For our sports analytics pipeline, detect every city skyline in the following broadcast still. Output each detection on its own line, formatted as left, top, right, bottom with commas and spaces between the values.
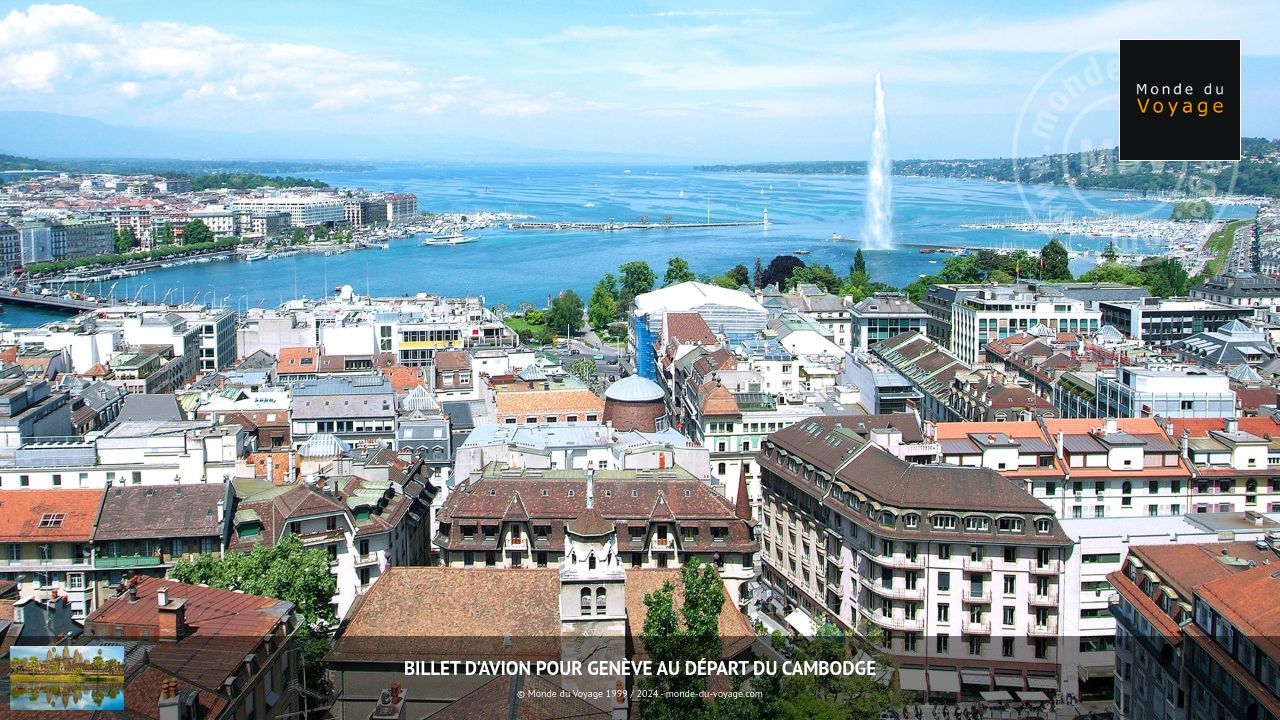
1, 1, 1279, 162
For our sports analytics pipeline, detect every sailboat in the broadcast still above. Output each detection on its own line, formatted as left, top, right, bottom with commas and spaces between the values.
679, 189, 685, 198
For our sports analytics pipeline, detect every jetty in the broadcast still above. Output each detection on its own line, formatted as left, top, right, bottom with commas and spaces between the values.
508, 211, 770, 233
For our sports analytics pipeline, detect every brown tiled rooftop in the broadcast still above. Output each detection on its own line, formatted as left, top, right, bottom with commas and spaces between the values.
0, 488, 102, 542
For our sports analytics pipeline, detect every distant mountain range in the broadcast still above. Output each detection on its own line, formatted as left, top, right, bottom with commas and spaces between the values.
0, 111, 676, 166
696, 138, 1280, 197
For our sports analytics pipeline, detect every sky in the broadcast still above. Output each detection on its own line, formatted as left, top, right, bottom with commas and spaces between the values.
0, 1, 1278, 162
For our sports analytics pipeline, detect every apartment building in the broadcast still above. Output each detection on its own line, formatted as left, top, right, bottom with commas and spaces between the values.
773, 283, 855, 351
850, 293, 929, 352
289, 376, 397, 446
1109, 541, 1280, 720
0, 489, 100, 617
1169, 416, 1280, 514
950, 285, 1101, 364
759, 416, 1073, 698
1191, 270, 1280, 317
433, 464, 759, 605
872, 331, 970, 422
230, 195, 344, 227
0, 222, 21, 272
384, 193, 419, 223
0, 365, 74, 462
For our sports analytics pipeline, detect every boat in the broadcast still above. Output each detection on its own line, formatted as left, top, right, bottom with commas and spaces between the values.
831, 232, 846, 241
920, 248, 937, 254
424, 229, 479, 246
583, 202, 595, 208
243, 251, 268, 262
794, 249, 811, 255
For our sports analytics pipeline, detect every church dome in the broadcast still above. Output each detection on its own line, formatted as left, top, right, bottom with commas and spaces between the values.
604, 375, 664, 403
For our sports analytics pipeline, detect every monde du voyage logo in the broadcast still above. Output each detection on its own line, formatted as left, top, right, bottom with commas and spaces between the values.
1120, 40, 1240, 162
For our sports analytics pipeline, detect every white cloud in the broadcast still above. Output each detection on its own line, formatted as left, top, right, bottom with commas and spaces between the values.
115, 81, 140, 98
0, 50, 60, 91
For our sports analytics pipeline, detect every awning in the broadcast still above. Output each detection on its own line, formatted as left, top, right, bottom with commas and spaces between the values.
980, 690, 1013, 702
897, 666, 927, 692
961, 669, 991, 686
1017, 690, 1050, 702
784, 609, 816, 638
994, 674, 1023, 688
1026, 677, 1058, 690
1078, 664, 1115, 681
928, 668, 961, 694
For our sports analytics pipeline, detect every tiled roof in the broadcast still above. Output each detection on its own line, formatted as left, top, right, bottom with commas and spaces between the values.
665, 312, 718, 346
94, 484, 226, 541
381, 364, 425, 393
433, 349, 472, 371
0, 489, 101, 542
1195, 564, 1280, 661
698, 382, 739, 416
495, 390, 604, 417
276, 346, 317, 374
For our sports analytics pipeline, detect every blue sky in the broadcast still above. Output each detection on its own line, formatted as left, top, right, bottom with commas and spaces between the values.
0, 1, 1277, 161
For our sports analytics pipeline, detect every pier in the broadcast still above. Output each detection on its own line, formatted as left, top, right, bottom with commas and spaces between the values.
508, 212, 769, 233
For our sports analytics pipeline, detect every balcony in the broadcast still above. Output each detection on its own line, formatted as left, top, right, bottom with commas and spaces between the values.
963, 557, 993, 571
6, 558, 93, 569
861, 548, 924, 569
95, 555, 164, 569
868, 613, 924, 631
1028, 618, 1059, 636
962, 588, 992, 603
865, 580, 925, 601
1030, 560, 1062, 575
1029, 593, 1059, 607
651, 537, 675, 552
299, 529, 345, 547
353, 552, 381, 568
962, 619, 992, 634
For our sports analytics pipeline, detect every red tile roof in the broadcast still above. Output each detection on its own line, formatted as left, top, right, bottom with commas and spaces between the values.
433, 349, 472, 371
1169, 416, 1280, 438
0, 489, 102, 542
380, 365, 425, 394
665, 312, 718, 346
276, 347, 317, 374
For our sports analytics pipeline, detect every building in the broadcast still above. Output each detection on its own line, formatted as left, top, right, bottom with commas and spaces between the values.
94, 206, 154, 245
871, 331, 970, 422
1093, 365, 1238, 419
950, 285, 1101, 364
850, 293, 929, 352
1108, 541, 1280, 720
630, 282, 768, 381
384, 193, 419, 223
1098, 297, 1252, 346
228, 444, 436, 618
1174, 319, 1279, 371
488, 369, 604, 426
326, 564, 755, 720
433, 463, 758, 605
758, 416, 1075, 698
431, 349, 474, 398
774, 284, 855, 351
0, 488, 100, 617
839, 351, 924, 415
0, 365, 74, 463
91, 483, 230, 606
1191, 270, 1280, 317
15, 216, 113, 264
602, 375, 667, 432
290, 376, 397, 446
242, 210, 291, 239
0, 222, 21, 272
1169, 416, 1280, 514
81, 576, 301, 720
230, 195, 345, 227
187, 207, 240, 238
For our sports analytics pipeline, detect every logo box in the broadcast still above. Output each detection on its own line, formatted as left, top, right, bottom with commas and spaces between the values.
1119, 39, 1240, 161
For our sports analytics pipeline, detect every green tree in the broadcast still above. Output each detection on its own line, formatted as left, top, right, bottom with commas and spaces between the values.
664, 256, 696, 286
1102, 240, 1119, 262
169, 534, 337, 701
546, 289, 585, 337
313, 225, 330, 241
853, 249, 867, 276
588, 276, 620, 329
113, 228, 137, 254
759, 255, 806, 289
1039, 238, 1072, 280
619, 260, 657, 298
1140, 257, 1191, 297
789, 262, 842, 293
567, 357, 597, 385
758, 623, 907, 719
725, 264, 750, 288
290, 227, 306, 245
637, 558, 725, 720
182, 219, 214, 246
752, 258, 764, 288
158, 222, 176, 246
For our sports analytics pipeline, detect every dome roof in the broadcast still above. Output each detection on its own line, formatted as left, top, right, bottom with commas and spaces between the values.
604, 375, 665, 402
298, 433, 351, 459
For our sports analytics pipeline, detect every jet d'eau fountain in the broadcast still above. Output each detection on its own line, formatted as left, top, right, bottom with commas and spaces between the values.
863, 73, 893, 250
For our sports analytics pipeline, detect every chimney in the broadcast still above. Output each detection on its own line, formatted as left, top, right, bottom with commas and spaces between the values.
158, 595, 187, 642
1225, 417, 1239, 434
158, 679, 182, 720
1055, 431, 1064, 460
370, 683, 408, 720
128, 585, 138, 603
1180, 429, 1190, 459
1103, 418, 1118, 435
216, 498, 225, 524
157, 586, 168, 607
585, 463, 595, 509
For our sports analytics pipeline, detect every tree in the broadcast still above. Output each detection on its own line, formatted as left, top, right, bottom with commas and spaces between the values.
1102, 240, 1119, 262
789, 263, 842, 293
1039, 238, 1072, 281
546, 289, 585, 336
1140, 257, 1191, 297
726, 264, 750, 288
619, 260, 657, 298
113, 228, 136, 254
853, 249, 867, 276
588, 277, 619, 330
182, 219, 214, 246
664, 256, 696, 287
567, 357, 597, 385
492, 302, 509, 319
516, 301, 535, 316
758, 255, 806, 290
169, 534, 337, 702
637, 559, 725, 720
751, 258, 764, 288
1078, 261, 1143, 285
158, 222, 176, 247
756, 623, 906, 719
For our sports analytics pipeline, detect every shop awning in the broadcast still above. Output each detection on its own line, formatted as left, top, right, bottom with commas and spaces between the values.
897, 666, 927, 692
1017, 690, 1050, 702
1026, 676, 1059, 690
784, 609, 816, 638
961, 669, 990, 685
1078, 664, 1115, 681
928, 668, 961, 694
980, 690, 1013, 702
994, 674, 1023, 688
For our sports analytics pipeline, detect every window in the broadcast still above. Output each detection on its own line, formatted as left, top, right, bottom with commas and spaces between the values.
1002, 637, 1015, 657
19, 474, 29, 487
37, 513, 65, 528
51, 474, 61, 487
938, 544, 951, 560
1003, 607, 1015, 626
580, 588, 592, 616
1002, 575, 1016, 595
996, 517, 1024, 533
936, 635, 949, 654
485, 551, 496, 567
1003, 546, 1017, 563
937, 603, 950, 622
937, 571, 950, 592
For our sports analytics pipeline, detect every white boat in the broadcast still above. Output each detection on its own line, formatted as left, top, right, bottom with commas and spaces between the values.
424, 230, 479, 246
831, 232, 846, 241
583, 202, 595, 208
244, 251, 268, 262
794, 249, 811, 255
